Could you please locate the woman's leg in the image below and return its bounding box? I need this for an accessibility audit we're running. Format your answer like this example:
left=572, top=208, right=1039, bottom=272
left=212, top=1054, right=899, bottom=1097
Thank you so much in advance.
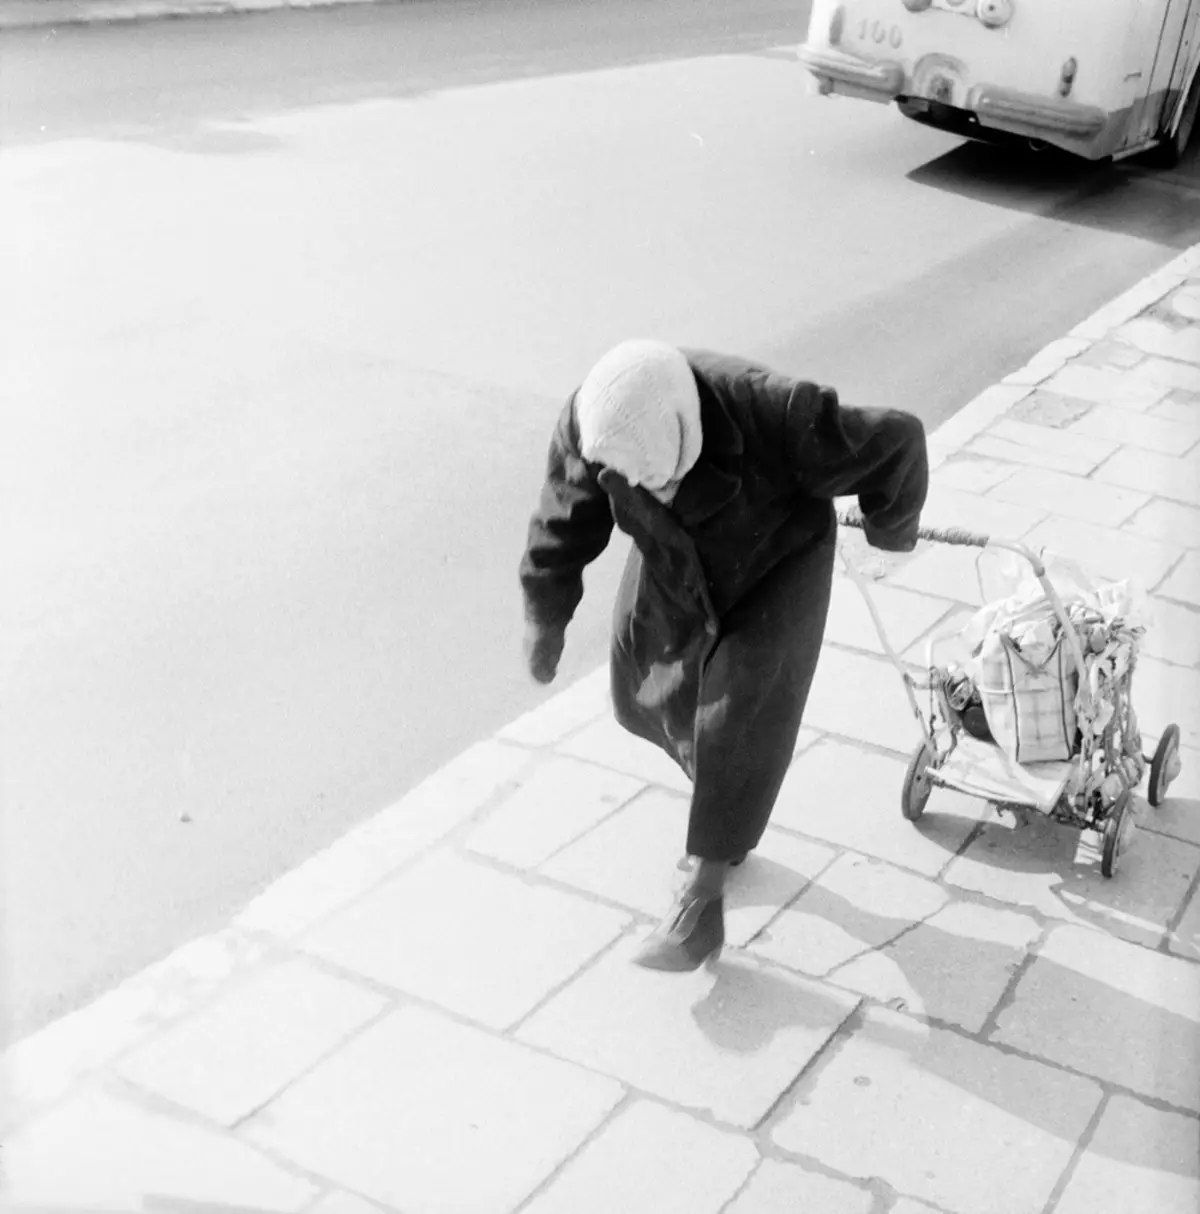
left=686, top=532, right=836, bottom=861
left=634, top=534, right=835, bottom=971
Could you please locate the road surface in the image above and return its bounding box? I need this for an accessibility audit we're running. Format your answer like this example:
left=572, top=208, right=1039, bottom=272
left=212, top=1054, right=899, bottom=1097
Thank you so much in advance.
left=2, top=0, right=1198, bottom=1042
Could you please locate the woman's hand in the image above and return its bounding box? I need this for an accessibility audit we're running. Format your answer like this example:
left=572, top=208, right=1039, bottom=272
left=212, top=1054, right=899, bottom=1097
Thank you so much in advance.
left=523, top=623, right=565, bottom=685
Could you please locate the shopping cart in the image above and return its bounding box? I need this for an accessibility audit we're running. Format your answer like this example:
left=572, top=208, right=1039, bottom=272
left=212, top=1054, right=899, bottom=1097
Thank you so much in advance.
left=837, top=512, right=1183, bottom=877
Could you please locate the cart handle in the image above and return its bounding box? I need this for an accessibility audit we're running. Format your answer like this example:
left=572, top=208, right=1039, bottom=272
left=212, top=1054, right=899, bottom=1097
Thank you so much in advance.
left=835, top=508, right=1089, bottom=684
left=835, top=508, right=1050, bottom=572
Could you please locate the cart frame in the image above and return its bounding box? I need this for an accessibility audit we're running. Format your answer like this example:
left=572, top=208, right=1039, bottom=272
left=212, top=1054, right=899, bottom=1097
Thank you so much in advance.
left=836, top=512, right=1183, bottom=877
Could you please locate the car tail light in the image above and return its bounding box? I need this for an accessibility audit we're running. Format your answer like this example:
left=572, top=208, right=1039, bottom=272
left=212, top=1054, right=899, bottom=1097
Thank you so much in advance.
left=976, top=0, right=1013, bottom=27
left=1059, top=57, right=1078, bottom=97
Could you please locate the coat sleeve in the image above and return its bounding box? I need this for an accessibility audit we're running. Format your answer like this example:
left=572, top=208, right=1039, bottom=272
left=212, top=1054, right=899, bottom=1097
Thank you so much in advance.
left=519, top=396, right=615, bottom=632
left=780, top=379, right=929, bottom=552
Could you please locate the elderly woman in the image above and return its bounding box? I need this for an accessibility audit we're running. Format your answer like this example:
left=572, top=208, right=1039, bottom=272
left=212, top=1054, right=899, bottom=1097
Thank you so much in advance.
left=519, top=341, right=928, bottom=971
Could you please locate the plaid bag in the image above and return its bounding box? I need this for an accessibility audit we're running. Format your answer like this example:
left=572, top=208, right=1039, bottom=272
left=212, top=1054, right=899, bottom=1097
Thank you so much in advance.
left=978, top=609, right=1079, bottom=764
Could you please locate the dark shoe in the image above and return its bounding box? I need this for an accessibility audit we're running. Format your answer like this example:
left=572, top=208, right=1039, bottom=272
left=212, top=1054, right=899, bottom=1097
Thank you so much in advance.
left=632, top=894, right=724, bottom=972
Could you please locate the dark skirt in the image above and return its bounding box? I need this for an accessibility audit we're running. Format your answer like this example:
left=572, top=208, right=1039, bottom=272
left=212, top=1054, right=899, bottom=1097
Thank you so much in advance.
left=610, top=529, right=836, bottom=860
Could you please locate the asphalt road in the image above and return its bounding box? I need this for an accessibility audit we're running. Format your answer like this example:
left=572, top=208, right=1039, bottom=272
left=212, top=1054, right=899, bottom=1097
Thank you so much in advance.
left=2, top=0, right=1198, bottom=1043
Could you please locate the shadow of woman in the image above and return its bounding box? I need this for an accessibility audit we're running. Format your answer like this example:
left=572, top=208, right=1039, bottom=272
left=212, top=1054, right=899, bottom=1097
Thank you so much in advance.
left=689, top=952, right=855, bottom=1056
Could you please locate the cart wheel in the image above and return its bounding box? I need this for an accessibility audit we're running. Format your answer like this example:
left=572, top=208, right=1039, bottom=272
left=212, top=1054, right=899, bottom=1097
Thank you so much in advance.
left=901, top=741, right=935, bottom=822
left=1148, top=725, right=1182, bottom=808
left=1101, top=791, right=1135, bottom=879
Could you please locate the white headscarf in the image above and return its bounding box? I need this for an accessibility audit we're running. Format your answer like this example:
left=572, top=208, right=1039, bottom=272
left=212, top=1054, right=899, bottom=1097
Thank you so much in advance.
left=575, top=340, right=703, bottom=503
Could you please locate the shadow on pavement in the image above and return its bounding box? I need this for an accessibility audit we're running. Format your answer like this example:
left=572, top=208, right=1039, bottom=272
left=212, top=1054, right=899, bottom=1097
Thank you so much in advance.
left=907, top=138, right=1200, bottom=250
left=715, top=831, right=1198, bottom=1180
left=947, top=793, right=1200, bottom=945
left=693, top=959, right=854, bottom=1054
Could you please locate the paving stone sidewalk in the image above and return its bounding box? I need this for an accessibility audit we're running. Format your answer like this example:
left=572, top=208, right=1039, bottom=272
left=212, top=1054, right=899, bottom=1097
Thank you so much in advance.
left=4, top=247, right=1200, bottom=1213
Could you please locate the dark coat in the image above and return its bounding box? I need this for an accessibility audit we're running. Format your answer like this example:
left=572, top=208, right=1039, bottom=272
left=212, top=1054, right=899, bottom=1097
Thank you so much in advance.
left=519, top=349, right=928, bottom=860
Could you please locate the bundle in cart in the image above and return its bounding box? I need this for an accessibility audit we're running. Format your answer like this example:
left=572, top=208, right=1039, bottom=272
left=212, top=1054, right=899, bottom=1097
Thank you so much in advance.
left=837, top=512, right=1184, bottom=879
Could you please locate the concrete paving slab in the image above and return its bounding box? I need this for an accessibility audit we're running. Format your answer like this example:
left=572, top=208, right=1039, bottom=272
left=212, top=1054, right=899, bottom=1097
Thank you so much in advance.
left=944, top=811, right=1200, bottom=948
left=539, top=787, right=691, bottom=916
left=802, top=649, right=931, bottom=756
left=992, top=924, right=1200, bottom=1112
left=465, top=755, right=645, bottom=870
left=113, top=957, right=386, bottom=1126
left=517, top=938, right=859, bottom=1130
left=243, top=1005, right=624, bottom=1214
left=987, top=466, right=1148, bottom=528
left=1073, top=339, right=1146, bottom=370
left=1152, top=388, right=1200, bottom=423
left=1118, top=318, right=1200, bottom=364
left=824, top=576, right=955, bottom=656
left=725, top=829, right=839, bottom=948
left=901, top=604, right=974, bottom=666
left=1071, top=262, right=1189, bottom=339
left=1166, top=880, right=1200, bottom=961
left=1007, top=389, right=1093, bottom=429
left=918, top=483, right=1047, bottom=540
left=773, top=741, right=988, bottom=878
left=235, top=739, right=531, bottom=939
left=925, top=384, right=1030, bottom=467
left=299, top=849, right=628, bottom=1030
left=989, top=417, right=1120, bottom=466
left=1129, top=353, right=1200, bottom=392
left=770, top=1007, right=1102, bottom=1214
left=1054, top=1094, right=1200, bottom=1214
left=1169, top=285, right=1200, bottom=320
left=884, top=541, right=990, bottom=606
left=1158, top=549, right=1200, bottom=606
left=541, top=788, right=834, bottom=944
left=1, top=927, right=267, bottom=1129
left=1141, top=596, right=1200, bottom=666
left=829, top=900, right=1041, bottom=1032
left=1123, top=497, right=1200, bottom=549
left=499, top=666, right=611, bottom=746
left=1132, top=656, right=1200, bottom=751
left=749, top=852, right=949, bottom=978
left=1142, top=745, right=1200, bottom=845
left=749, top=910, right=884, bottom=982
left=2, top=1087, right=317, bottom=1210
left=1042, top=364, right=1169, bottom=410
left=723, top=1157, right=875, bottom=1214
left=1095, top=446, right=1200, bottom=506
left=1022, top=514, right=1179, bottom=590
left=933, top=453, right=1020, bottom=492
left=557, top=715, right=692, bottom=793
left=521, top=1099, right=757, bottom=1214
left=1066, top=402, right=1200, bottom=455
left=968, top=433, right=1102, bottom=477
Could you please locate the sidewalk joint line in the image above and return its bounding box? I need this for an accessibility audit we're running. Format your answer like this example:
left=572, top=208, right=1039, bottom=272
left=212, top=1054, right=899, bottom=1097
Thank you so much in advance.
left=750, top=999, right=864, bottom=1135
left=508, top=1089, right=637, bottom=1214
left=1038, top=1091, right=1111, bottom=1214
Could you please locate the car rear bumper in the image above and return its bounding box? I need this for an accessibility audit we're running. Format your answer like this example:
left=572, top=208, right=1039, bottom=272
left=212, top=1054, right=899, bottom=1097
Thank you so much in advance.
left=796, top=46, right=904, bottom=101
left=798, top=44, right=1109, bottom=141
left=968, top=85, right=1107, bottom=139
